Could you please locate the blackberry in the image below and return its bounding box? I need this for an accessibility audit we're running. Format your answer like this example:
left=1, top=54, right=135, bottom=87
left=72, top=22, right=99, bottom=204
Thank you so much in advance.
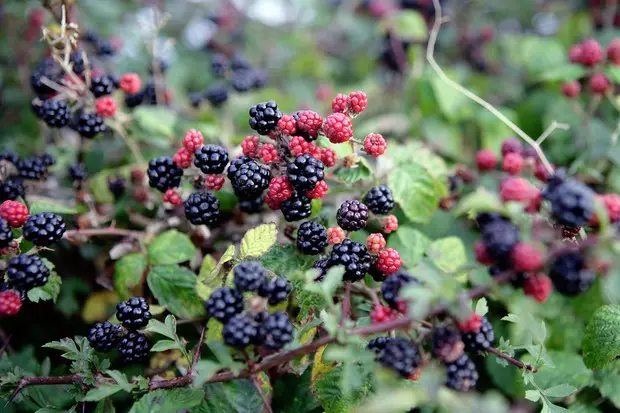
left=0, top=150, right=20, bottom=165
left=226, top=156, right=252, bottom=179
left=0, top=178, right=25, bottom=201
left=377, top=338, right=420, bottom=377
left=249, top=100, right=282, bottom=135
left=231, top=70, right=255, bottom=93
left=194, top=144, right=230, bottom=175
left=143, top=80, right=161, bottom=105
left=549, top=251, right=595, bottom=296
left=251, top=70, right=267, bottom=89
left=205, top=287, right=244, bottom=323
left=233, top=261, right=267, bottom=293
left=18, top=157, right=47, bottom=180
left=312, top=258, right=330, bottom=281
left=363, top=186, right=395, bottom=215
left=90, top=76, right=114, bottom=97
left=222, top=314, right=262, bottom=348
left=70, top=51, right=86, bottom=75
left=475, top=212, right=509, bottom=231
left=281, top=192, right=312, bottom=222
left=296, top=221, right=328, bottom=255
left=367, top=336, right=393, bottom=354
left=204, top=84, right=229, bottom=106
left=40, top=153, right=55, bottom=167
left=229, top=159, right=271, bottom=200
left=381, top=270, right=418, bottom=308
left=432, top=326, right=465, bottom=362
left=68, top=163, right=88, bottom=182
left=481, top=219, right=519, bottom=261
left=189, top=92, right=202, bottom=108
left=95, top=40, right=115, bottom=57
left=287, top=154, right=325, bottom=192
left=74, top=111, right=106, bottom=138
left=445, top=354, right=478, bottom=392
left=107, top=176, right=126, bottom=198
left=461, top=316, right=495, bottom=353
left=147, top=156, right=183, bottom=192
left=488, top=263, right=526, bottom=288
left=30, top=69, right=58, bottom=98
left=336, top=200, right=369, bottom=231
left=87, top=321, right=122, bottom=352
left=0, top=218, right=13, bottom=249
left=125, top=91, right=145, bottom=108
left=239, top=196, right=264, bottom=214
left=368, top=256, right=387, bottom=282
left=116, top=297, right=152, bottom=329
left=23, top=212, right=67, bottom=246
left=40, top=99, right=71, bottom=128
left=118, top=331, right=150, bottom=364
left=261, top=312, right=294, bottom=350
left=183, top=191, right=220, bottom=227
left=7, top=254, right=50, bottom=292
left=543, top=178, right=595, bottom=229
left=328, top=239, right=372, bottom=282
left=231, top=55, right=252, bottom=72
left=211, top=54, right=229, bottom=77
left=258, top=277, right=292, bottom=305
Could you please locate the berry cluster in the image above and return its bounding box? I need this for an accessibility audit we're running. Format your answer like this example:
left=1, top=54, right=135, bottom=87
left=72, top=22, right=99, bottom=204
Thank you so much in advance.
left=562, top=38, right=619, bottom=98
left=204, top=261, right=293, bottom=350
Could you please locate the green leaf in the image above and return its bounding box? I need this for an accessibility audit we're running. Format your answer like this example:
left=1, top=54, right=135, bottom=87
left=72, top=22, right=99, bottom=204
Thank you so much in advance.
left=260, top=244, right=313, bottom=276
left=388, top=162, right=442, bottom=224
left=393, top=10, right=427, bottom=41
left=520, top=36, right=567, bottom=78
left=605, top=66, right=620, bottom=84
left=594, top=359, right=620, bottom=408
left=145, top=318, right=175, bottom=340
left=544, top=384, right=576, bottom=398
left=538, top=64, right=587, bottom=82
left=314, top=364, right=372, bottom=413
left=475, top=298, right=489, bottom=317
left=128, top=388, right=203, bottom=413
left=83, top=384, right=124, bottom=402
left=583, top=305, right=620, bottom=369
left=106, top=370, right=134, bottom=392
left=147, top=265, right=205, bottom=319
left=196, top=255, right=218, bottom=301
left=27, top=273, right=62, bottom=303
left=334, top=161, right=371, bottom=184
left=386, top=226, right=430, bottom=269
left=28, top=197, right=78, bottom=215
left=533, top=351, right=593, bottom=390
left=420, top=118, right=463, bottom=160
left=148, top=230, right=197, bottom=265
left=427, top=236, right=467, bottom=273
left=525, top=390, right=541, bottom=402
left=151, top=339, right=181, bottom=352
left=199, top=380, right=263, bottom=413
left=114, top=253, right=146, bottom=300
left=239, top=223, right=278, bottom=259
left=193, top=360, right=221, bottom=387
left=133, top=107, right=178, bottom=137
left=454, top=188, right=504, bottom=217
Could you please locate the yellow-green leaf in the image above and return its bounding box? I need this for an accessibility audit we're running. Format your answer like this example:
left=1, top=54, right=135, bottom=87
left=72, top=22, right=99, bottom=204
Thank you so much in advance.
left=239, top=223, right=278, bottom=259
left=114, top=253, right=146, bottom=300
left=148, top=230, right=197, bottom=265
left=427, top=237, right=467, bottom=273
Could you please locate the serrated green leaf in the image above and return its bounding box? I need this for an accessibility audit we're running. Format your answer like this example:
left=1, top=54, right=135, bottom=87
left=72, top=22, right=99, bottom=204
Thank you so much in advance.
left=114, top=253, right=146, bottom=300
left=147, top=230, right=197, bottom=265
left=386, top=226, right=430, bottom=269
left=196, top=255, right=218, bottom=301
left=27, top=273, right=62, bottom=303
left=147, top=265, right=205, bottom=319
left=538, top=64, right=587, bottom=82
left=389, top=162, right=442, bottom=224
left=594, top=359, right=620, bottom=408
left=83, top=384, right=124, bottom=402
left=133, top=107, right=178, bottom=137
left=393, top=10, right=427, bottom=41
left=239, top=223, right=278, bottom=259
left=151, top=339, right=181, bottom=352
left=105, top=370, right=134, bottom=392
left=128, top=388, right=203, bottom=413
left=582, top=305, right=620, bottom=369
left=314, top=363, right=372, bottom=413
left=475, top=298, right=489, bottom=317
left=199, top=380, right=263, bottom=413
left=334, top=161, right=371, bottom=184
left=28, top=197, right=78, bottom=215
left=544, top=384, right=576, bottom=398
left=525, top=390, right=541, bottom=402
left=193, top=360, right=221, bottom=387
left=144, top=319, right=175, bottom=340
left=260, top=244, right=313, bottom=276
left=532, top=351, right=593, bottom=390
left=427, top=236, right=467, bottom=273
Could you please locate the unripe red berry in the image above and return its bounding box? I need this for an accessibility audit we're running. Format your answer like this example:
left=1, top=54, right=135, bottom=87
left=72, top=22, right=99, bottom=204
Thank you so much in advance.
left=561, top=80, right=581, bottom=98
left=320, top=148, right=337, bottom=167
left=512, top=242, right=545, bottom=272
left=241, top=136, right=259, bottom=157
left=500, top=176, right=535, bottom=202
left=182, top=129, right=204, bottom=152
left=502, top=153, right=523, bottom=175
left=331, top=93, right=350, bottom=113
left=0, top=290, right=22, bottom=317
left=295, top=111, right=323, bottom=139
left=327, top=226, right=345, bottom=245
left=534, top=162, right=553, bottom=183
left=568, top=44, right=583, bottom=64
left=173, top=147, right=193, bottom=168
left=479, top=25, right=495, bottom=42
left=259, top=143, right=279, bottom=164
left=364, top=133, right=387, bottom=157
left=205, top=174, right=225, bottom=191
left=0, top=200, right=29, bottom=228
left=277, top=115, right=297, bottom=135
left=598, top=193, right=620, bottom=223
left=371, top=305, right=396, bottom=324
left=383, top=215, right=398, bottom=233
left=265, top=176, right=293, bottom=209
left=523, top=274, right=553, bottom=303
left=163, top=189, right=183, bottom=206
left=607, top=38, right=620, bottom=65
left=474, top=241, right=494, bottom=265
left=457, top=314, right=482, bottom=333
left=348, top=91, right=368, bottom=114
left=366, top=233, right=386, bottom=254
left=95, top=96, right=117, bottom=118
left=590, top=73, right=611, bottom=94
left=525, top=189, right=542, bottom=213
left=475, top=149, right=497, bottom=171
left=580, top=39, right=604, bottom=66
left=324, top=113, right=353, bottom=143
left=376, top=248, right=402, bottom=275
left=501, top=138, right=522, bottom=156
left=288, top=136, right=321, bottom=158
left=120, top=73, right=142, bottom=95
left=306, top=180, right=328, bottom=199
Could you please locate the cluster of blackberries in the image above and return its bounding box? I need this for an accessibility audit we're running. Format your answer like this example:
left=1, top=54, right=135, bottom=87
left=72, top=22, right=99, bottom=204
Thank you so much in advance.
left=0, top=151, right=55, bottom=201
left=204, top=261, right=293, bottom=350
left=542, top=174, right=595, bottom=230
left=82, top=30, right=117, bottom=58
left=5, top=254, right=51, bottom=293
left=367, top=337, right=420, bottom=378
left=87, top=297, right=152, bottom=363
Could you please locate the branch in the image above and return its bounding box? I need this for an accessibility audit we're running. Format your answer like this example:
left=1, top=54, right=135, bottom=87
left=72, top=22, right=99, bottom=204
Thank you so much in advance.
left=63, top=228, right=144, bottom=240
left=426, top=0, right=554, bottom=174
left=536, top=121, right=570, bottom=146
left=487, top=347, right=537, bottom=372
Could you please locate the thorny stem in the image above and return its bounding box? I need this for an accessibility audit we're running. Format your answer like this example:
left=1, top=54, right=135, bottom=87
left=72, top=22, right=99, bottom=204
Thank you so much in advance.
left=486, top=347, right=536, bottom=372
left=427, top=0, right=556, bottom=174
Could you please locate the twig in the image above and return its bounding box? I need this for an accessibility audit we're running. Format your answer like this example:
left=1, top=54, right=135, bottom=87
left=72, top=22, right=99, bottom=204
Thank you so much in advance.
left=426, top=0, right=554, bottom=174
left=536, top=121, right=570, bottom=145
left=487, top=347, right=537, bottom=372
left=191, top=326, right=207, bottom=372
left=350, top=283, right=380, bottom=306
left=63, top=228, right=143, bottom=240
left=249, top=373, right=273, bottom=413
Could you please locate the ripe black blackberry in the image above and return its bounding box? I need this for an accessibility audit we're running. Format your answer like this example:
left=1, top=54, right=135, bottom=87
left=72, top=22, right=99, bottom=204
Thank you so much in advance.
left=336, top=200, right=369, bottom=231
left=183, top=191, right=220, bottom=226
left=363, top=186, right=395, bottom=215
left=226, top=156, right=251, bottom=179
left=7, top=254, right=50, bottom=292
left=40, top=153, right=55, bottom=167
left=432, top=326, right=465, bottom=363
left=90, top=76, right=114, bottom=97
left=23, top=212, right=67, bottom=247
left=239, top=196, right=264, bottom=214
left=147, top=156, right=183, bottom=192
left=328, top=239, right=372, bottom=282
left=118, top=331, right=150, bottom=364
left=367, top=336, right=393, bottom=354
left=211, top=54, right=229, bottom=77
left=189, top=92, right=202, bottom=108
left=368, top=256, right=387, bottom=282
left=258, top=277, right=292, bottom=305
left=251, top=70, right=267, bottom=89
left=287, top=154, right=325, bottom=192
left=231, top=70, right=255, bottom=93
left=280, top=192, right=312, bottom=222
left=125, top=91, right=145, bottom=108
left=116, top=297, right=152, bottom=329
left=549, top=251, right=595, bottom=296
left=296, top=221, right=328, bottom=255
left=0, top=150, right=20, bottom=165
left=30, top=59, right=61, bottom=97
left=222, top=314, right=262, bottom=348
left=18, top=157, right=47, bottom=180
left=205, top=287, right=244, bottom=322
left=249, top=100, right=282, bottom=135
left=0, top=178, right=25, bottom=201
left=0, top=218, right=13, bottom=249
left=143, top=80, right=163, bottom=106
left=377, top=338, right=420, bottom=377
left=107, top=176, right=127, bottom=198
left=233, top=261, right=267, bottom=293
left=543, top=178, right=594, bottom=229
left=445, top=354, right=478, bottom=392
left=204, top=84, right=229, bottom=106
left=194, top=144, right=230, bottom=174
left=381, top=270, right=418, bottom=308
left=69, top=51, right=86, bottom=74
left=95, top=40, right=115, bottom=57
left=481, top=219, right=519, bottom=261
left=87, top=321, right=122, bottom=352
left=261, top=311, right=294, bottom=350
left=228, top=159, right=271, bottom=200
left=68, top=163, right=88, bottom=182
left=74, top=111, right=106, bottom=139
left=312, top=258, right=330, bottom=281
left=40, top=99, right=71, bottom=128
left=474, top=212, right=509, bottom=231
left=231, top=54, right=252, bottom=72
left=461, top=316, right=495, bottom=353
